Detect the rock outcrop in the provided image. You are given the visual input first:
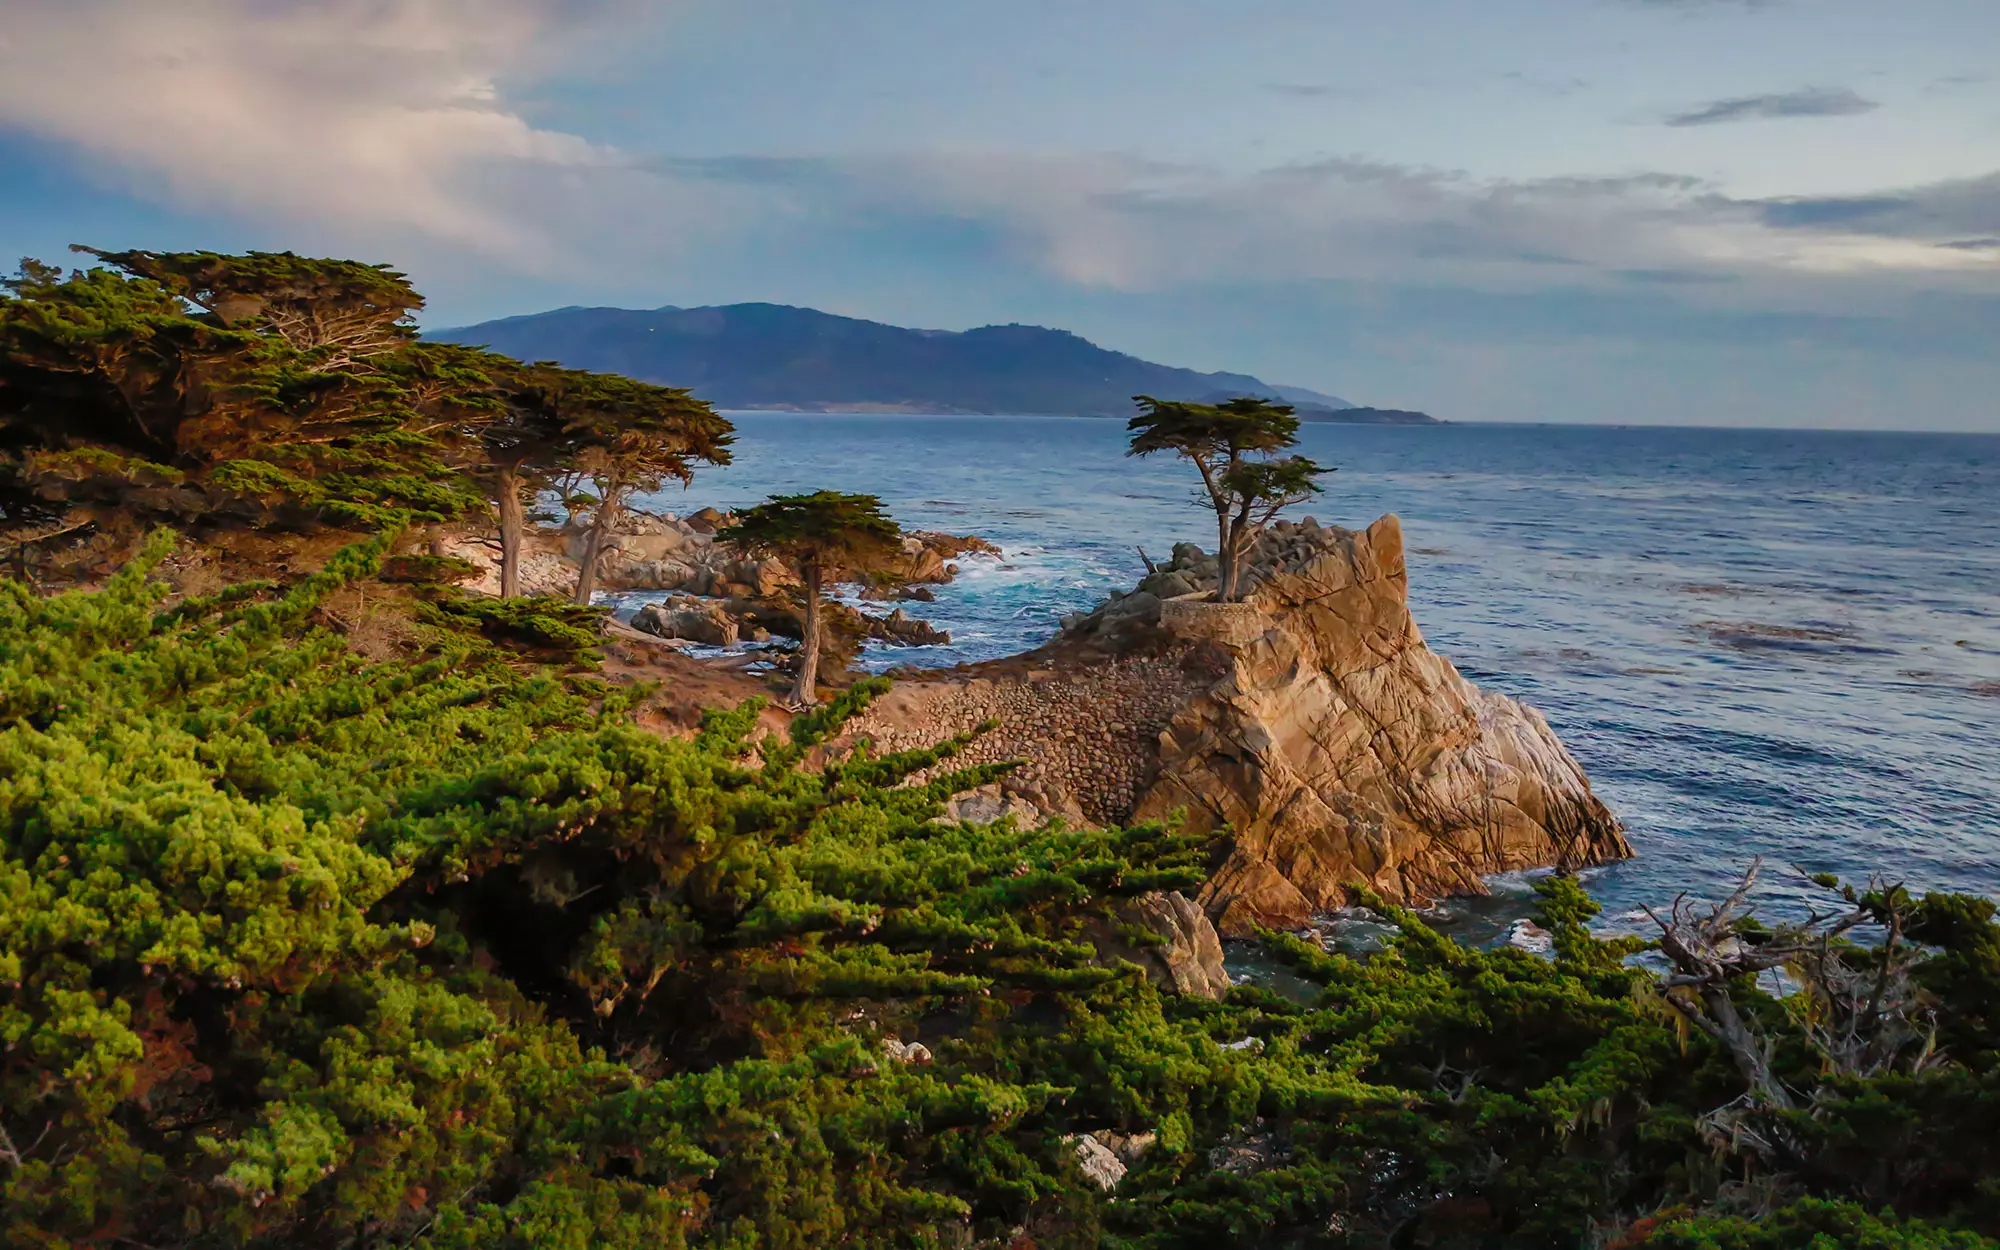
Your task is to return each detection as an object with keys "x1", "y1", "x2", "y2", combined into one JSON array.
[
  {"x1": 843, "y1": 514, "x2": 1629, "y2": 935},
  {"x1": 1090, "y1": 891, "x2": 1231, "y2": 999},
  {"x1": 1131, "y1": 515, "x2": 1629, "y2": 934}
]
